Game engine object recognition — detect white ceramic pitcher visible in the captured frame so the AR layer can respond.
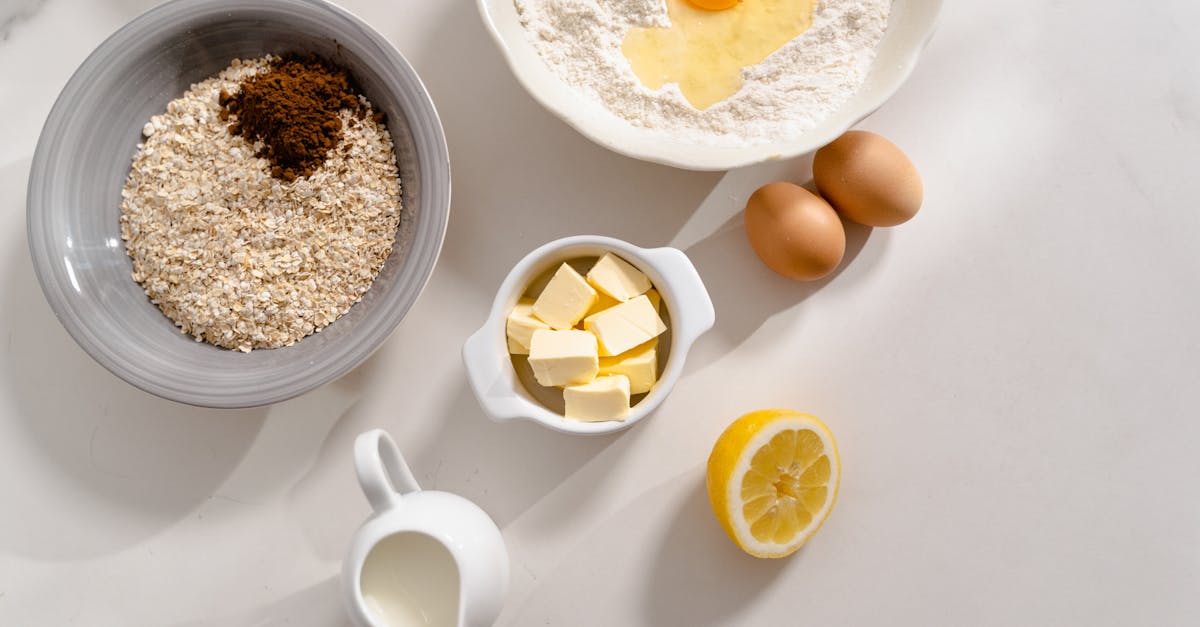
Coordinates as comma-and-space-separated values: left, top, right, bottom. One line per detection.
343, 430, 509, 627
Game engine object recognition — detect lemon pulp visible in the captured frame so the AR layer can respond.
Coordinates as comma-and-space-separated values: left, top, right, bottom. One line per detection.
741, 427, 831, 543
621, 0, 816, 110
707, 409, 839, 558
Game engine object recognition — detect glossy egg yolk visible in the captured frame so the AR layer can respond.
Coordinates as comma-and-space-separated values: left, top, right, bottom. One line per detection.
686, 0, 739, 9
622, 0, 816, 110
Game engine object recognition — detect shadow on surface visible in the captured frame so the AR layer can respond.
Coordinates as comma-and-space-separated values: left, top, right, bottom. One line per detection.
285, 394, 377, 562
168, 575, 350, 627
0, 160, 267, 560
1, 236, 376, 561
410, 0, 722, 297
685, 209, 877, 363
406, 383, 621, 528
641, 474, 790, 626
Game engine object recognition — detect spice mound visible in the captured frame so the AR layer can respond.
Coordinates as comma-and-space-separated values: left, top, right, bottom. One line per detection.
223, 54, 364, 181
119, 55, 402, 352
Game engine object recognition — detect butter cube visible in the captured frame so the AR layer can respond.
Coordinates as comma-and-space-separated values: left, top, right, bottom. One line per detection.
586, 253, 652, 302
581, 291, 621, 323
506, 298, 549, 355
599, 338, 658, 394
564, 375, 631, 422
533, 263, 597, 330
528, 329, 599, 387
645, 287, 662, 312
583, 294, 666, 356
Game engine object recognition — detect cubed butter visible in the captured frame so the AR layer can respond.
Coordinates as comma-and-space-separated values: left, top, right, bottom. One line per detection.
528, 329, 599, 387
581, 291, 621, 323
583, 294, 667, 356
564, 375, 631, 422
645, 287, 662, 312
587, 253, 652, 302
599, 338, 658, 394
506, 298, 549, 355
533, 263, 597, 330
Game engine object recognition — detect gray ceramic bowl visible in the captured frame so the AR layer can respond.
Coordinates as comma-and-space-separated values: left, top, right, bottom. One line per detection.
27, 0, 450, 408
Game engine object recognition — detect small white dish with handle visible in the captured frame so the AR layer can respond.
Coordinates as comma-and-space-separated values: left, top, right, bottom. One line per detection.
463, 235, 715, 435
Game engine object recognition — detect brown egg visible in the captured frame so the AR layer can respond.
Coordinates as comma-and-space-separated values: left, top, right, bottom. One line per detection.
813, 130, 923, 227
744, 182, 846, 281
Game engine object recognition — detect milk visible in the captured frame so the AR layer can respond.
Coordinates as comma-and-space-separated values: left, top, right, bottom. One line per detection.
345, 430, 508, 627
359, 532, 460, 627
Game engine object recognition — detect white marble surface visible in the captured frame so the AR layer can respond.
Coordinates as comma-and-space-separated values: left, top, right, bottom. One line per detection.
2, 0, 1199, 625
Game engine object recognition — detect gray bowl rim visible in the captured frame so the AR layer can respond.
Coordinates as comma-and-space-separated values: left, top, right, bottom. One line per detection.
26, 0, 451, 408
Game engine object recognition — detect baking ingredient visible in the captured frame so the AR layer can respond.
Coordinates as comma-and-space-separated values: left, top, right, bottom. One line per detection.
120, 56, 402, 352
582, 291, 622, 321
583, 294, 667, 356
706, 409, 840, 558
598, 338, 658, 394
645, 287, 662, 312
564, 375, 632, 422
744, 182, 845, 281
686, 0, 738, 9
528, 329, 600, 387
623, 0, 815, 110
506, 298, 548, 355
506, 252, 668, 420
586, 252, 652, 301
813, 130, 923, 227
591, 286, 663, 322
514, 0, 890, 145
223, 54, 362, 181
532, 263, 598, 330
360, 532, 459, 627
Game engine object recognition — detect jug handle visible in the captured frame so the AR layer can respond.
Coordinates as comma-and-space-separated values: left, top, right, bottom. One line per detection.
354, 429, 421, 511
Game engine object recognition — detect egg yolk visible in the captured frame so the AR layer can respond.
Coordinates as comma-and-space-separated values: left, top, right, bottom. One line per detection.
687, 0, 739, 10
622, 0, 815, 110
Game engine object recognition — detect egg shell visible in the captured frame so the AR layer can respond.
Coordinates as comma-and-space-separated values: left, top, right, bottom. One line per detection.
813, 130, 923, 227
743, 182, 846, 281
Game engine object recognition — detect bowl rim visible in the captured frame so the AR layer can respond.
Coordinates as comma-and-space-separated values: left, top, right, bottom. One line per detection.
25, 0, 451, 408
462, 235, 715, 435
475, 0, 944, 171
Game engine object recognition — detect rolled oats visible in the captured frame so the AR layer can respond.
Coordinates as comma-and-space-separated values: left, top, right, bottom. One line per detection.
119, 56, 402, 353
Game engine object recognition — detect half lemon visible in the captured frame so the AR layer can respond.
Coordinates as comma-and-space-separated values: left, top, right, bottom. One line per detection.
706, 409, 840, 558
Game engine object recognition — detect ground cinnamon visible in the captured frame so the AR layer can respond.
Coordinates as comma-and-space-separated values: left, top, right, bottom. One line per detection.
222, 55, 364, 181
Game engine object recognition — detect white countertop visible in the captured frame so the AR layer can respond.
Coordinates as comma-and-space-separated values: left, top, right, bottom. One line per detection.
2, 0, 1198, 625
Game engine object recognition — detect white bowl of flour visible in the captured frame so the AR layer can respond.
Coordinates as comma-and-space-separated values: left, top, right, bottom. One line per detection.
477, 0, 941, 170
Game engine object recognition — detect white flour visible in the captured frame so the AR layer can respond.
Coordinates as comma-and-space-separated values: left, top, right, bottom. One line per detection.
514, 0, 891, 146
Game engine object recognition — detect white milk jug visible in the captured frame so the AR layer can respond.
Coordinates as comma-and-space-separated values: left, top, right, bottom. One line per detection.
343, 430, 509, 627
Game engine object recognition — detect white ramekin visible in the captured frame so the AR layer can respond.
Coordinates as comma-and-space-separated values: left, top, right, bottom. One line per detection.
463, 236, 715, 435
